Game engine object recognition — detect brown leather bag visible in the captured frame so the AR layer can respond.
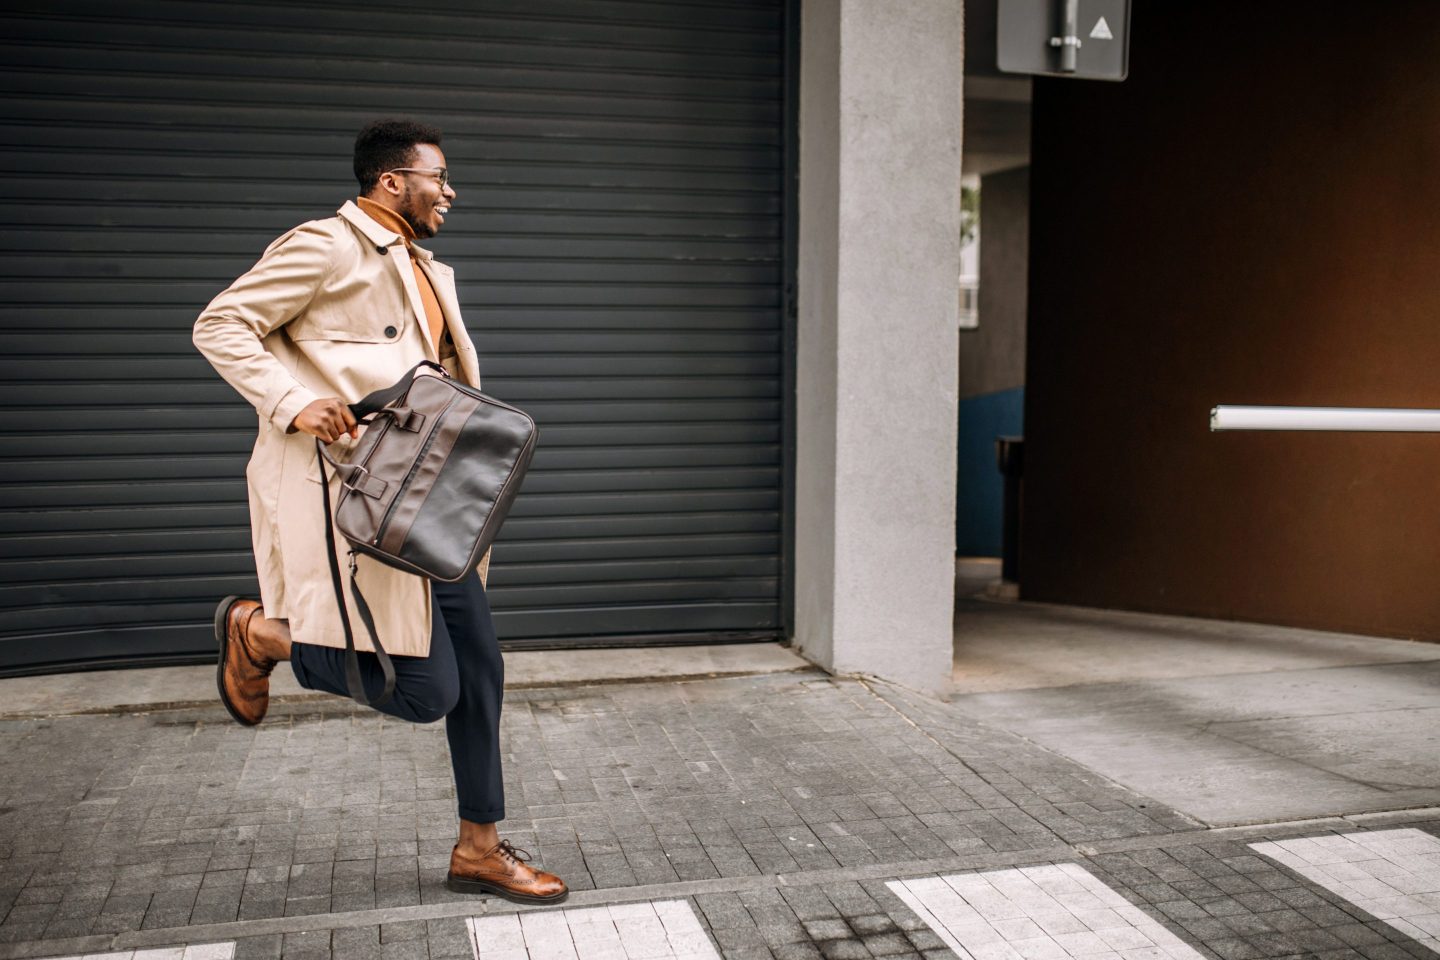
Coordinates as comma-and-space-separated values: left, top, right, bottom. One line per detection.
316, 361, 538, 706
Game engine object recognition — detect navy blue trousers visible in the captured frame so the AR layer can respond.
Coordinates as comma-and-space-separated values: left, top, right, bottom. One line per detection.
289, 571, 505, 823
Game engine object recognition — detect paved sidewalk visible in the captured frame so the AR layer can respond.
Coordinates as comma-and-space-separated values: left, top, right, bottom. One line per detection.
1, 637, 1438, 960
951, 599, 1440, 826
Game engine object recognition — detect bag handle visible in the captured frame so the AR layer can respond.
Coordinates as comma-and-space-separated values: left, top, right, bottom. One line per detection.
316, 437, 395, 707
348, 360, 447, 419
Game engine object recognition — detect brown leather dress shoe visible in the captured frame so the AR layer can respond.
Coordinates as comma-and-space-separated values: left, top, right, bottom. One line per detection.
446, 840, 568, 904
214, 595, 273, 726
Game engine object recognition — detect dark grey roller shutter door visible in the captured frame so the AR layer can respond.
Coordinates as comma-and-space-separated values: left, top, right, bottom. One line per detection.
0, 0, 786, 674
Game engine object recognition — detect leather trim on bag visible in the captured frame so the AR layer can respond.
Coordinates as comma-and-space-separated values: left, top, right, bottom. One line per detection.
377, 392, 480, 558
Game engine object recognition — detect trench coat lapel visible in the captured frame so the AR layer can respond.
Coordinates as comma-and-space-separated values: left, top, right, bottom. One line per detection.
390, 253, 437, 360
337, 201, 437, 361
414, 257, 481, 387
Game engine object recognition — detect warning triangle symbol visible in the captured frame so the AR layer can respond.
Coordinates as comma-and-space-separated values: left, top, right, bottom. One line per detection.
1090, 16, 1114, 39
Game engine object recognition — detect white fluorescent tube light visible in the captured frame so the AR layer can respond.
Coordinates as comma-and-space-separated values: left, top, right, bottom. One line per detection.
1210, 406, 1440, 432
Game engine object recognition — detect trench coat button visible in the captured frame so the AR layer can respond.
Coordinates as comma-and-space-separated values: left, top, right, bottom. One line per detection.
376, 244, 388, 255
384, 325, 398, 338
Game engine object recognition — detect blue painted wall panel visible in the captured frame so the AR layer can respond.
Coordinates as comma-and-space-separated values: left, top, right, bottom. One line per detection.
956, 387, 1024, 557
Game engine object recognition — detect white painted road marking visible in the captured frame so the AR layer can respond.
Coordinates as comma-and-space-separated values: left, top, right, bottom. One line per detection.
43, 944, 234, 960
1250, 828, 1440, 953
467, 899, 720, 960
887, 863, 1205, 960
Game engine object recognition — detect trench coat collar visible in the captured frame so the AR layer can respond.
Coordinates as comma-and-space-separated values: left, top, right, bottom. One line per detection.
337, 200, 435, 260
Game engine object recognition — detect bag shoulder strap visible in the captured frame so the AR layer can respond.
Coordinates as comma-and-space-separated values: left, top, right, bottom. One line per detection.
316, 437, 395, 707
348, 360, 447, 419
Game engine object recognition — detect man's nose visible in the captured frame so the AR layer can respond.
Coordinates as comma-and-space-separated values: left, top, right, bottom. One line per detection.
443, 182, 457, 201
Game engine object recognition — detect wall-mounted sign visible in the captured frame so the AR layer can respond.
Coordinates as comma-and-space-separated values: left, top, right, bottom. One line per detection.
998, 0, 1130, 81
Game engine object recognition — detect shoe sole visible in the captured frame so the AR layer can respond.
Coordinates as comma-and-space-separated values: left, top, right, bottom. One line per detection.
214, 594, 260, 727
444, 874, 569, 904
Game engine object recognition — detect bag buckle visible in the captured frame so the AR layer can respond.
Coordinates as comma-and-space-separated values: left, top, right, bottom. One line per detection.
341, 463, 388, 499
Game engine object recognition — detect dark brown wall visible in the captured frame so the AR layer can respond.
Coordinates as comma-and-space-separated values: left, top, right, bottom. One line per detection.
1023, 2, 1440, 638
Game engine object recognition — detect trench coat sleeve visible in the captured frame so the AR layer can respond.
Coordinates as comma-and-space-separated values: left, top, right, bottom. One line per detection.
192, 223, 337, 432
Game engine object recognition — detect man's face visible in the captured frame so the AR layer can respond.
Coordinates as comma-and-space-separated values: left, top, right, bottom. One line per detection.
394, 143, 457, 239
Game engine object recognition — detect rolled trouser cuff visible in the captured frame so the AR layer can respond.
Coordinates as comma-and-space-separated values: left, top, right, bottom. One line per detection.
458, 804, 505, 825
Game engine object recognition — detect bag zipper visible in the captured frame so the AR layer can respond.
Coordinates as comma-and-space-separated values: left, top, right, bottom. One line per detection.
372, 392, 459, 547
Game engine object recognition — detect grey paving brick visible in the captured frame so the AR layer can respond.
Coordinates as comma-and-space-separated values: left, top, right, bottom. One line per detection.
63, 881, 115, 902
715, 924, 773, 950
91, 908, 146, 933
1255, 907, 1318, 933
1204, 936, 1265, 960
1289, 927, 1355, 952
381, 919, 428, 942
189, 890, 242, 925
780, 885, 843, 922
820, 881, 881, 917
901, 928, 946, 952
861, 931, 913, 957
849, 915, 898, 936
0, 920, 46, 943
768, 942, 826, 960
804, 918, 853, 941
1231, 890, 1289, 914
1301, 903, 1364, 927
202, 868, 248, 891
4, 900, 59, 925
1202, 897, 1250, 918
40, 916, 95, 939
1220, 913, 1277, 938
329, 921, 380, 960
1367, 947, 1432, 960
379, 939, 431, 960
696, 891, 754, 930
280, 928, 332, 960
1274, 885, 1328, 907
425, 916, 473, 957
817, 939, 873, 960
284, 894, 333, 917
709, 947, 772, 960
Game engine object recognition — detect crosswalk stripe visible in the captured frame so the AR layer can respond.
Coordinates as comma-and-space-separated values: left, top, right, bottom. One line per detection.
467, 899, 720, 960
887, 863, 1205, 960
1250, 827, 1440, 952
42, 944, 234, 960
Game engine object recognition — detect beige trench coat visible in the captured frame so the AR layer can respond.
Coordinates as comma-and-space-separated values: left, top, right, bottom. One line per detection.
193, 200, 490, 657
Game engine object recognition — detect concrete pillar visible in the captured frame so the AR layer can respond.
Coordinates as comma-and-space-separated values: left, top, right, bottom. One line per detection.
794, 0, 963, 696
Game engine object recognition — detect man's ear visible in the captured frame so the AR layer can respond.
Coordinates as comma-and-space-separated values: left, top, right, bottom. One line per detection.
374, 173, 403, 199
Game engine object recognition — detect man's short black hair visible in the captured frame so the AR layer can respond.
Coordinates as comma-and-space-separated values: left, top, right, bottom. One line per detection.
354, 118, 443, 194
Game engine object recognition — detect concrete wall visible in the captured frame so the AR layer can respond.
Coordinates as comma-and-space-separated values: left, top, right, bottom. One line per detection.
961, 166, 1029, 399
1023, 1, 1440, 639
794, 0, 963, 694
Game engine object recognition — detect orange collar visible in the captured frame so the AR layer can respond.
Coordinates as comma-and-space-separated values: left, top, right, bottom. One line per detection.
355, 196, 417, 243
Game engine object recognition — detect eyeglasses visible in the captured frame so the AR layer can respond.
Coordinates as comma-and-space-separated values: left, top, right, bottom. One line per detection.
385, 167, 450, 188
